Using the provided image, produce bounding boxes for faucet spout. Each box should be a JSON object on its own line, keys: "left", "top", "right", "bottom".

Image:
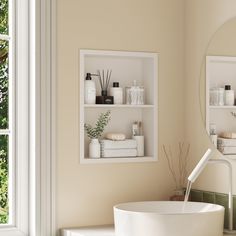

{"left": 188, "top": 149, "right": 212, "bottom": 183}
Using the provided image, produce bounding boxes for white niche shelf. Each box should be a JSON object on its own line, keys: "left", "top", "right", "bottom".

{"left": 80, "top": 49, "right": 158, "bottom": 164}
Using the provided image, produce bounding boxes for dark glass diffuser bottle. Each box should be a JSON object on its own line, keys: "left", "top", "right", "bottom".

{"left": 96, "top": 69, "right": 114, "bottom": 104}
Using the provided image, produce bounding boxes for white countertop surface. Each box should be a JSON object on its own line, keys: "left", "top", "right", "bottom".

{"left": 62, "top": 225, "right": 228, "bottom": 236}
{"left": 62, "top": 225, "right": 115, "bottom": 236}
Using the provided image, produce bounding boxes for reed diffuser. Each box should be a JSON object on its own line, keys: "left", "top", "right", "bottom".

{"left": 162, "top": 142, "right": 190, "bottom": 200}
{"left": 98, "top": 69, "right": 112, "bottom": 96}
{"left": 96, "top": 69, "right": 114, "bottom": 104}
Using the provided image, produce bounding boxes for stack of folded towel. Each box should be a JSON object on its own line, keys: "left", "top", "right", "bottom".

{"left": 100, "top": 139, "right": 137, "bottom": 158}
{"left": 217, "top": 137, "right": 236, "bottom": 155}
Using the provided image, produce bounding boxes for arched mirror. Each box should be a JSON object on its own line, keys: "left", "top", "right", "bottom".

{"left": 200, "top": 17, "right": 236, "bottom": 159}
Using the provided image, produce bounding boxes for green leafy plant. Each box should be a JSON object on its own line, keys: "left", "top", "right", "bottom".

{"left": 84, "top": 110, "right": 111, "bottom": 139}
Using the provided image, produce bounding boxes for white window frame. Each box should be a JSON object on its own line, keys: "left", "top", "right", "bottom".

{"left": 0, "top": 0, "right": 56, "bottom": 235}
{"left": 29, "top": 0, "right": 57, "bottom": 235}
{"left": 0, "top": 0, "right": 29, "bottom": 235}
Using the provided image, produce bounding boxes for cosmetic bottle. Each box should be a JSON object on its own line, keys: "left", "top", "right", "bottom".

{"left": 225, "top": 85, "right": 234, "bottom": 106}
{"left": 209, "top": 123, "right": 217, "bottom": 147}
{"left": 109, "top": 82, "right": 123, "bottom": 104}
{"left": 84, "top": 73, "right": 96, "bottom": 104}
{"left": 132, "top": 121, "right": 144, "bottom": 156}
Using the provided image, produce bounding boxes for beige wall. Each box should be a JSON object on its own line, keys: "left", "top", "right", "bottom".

{"left": 57, "top": 0, "right": 185, "bottom": 231}
{"left": 184, "top": 0, "right": 236, "bottom": 194}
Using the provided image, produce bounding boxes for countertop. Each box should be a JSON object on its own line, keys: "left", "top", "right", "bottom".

{"left": 62, "top": 225, "right": 228, "bottom": 236}
{"left": 62, "top": 225, "right": 115, "bottom": 236}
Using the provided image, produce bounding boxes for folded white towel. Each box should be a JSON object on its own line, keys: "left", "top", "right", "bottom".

{"left": 218, "top": 138, "right": 236, "bottom": 147}
{"left": 101, "top": 139, "right": 137, "bottom": 150}
{"left": 218, "top": 146, "right": 236, "bottom": 155}
{"left": 102, "top": 149, "right": 137, "bottom": 158}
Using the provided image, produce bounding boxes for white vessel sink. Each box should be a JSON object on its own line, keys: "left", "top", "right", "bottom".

{"left": 114, "top": 201, "right": 224, "bottom": 236}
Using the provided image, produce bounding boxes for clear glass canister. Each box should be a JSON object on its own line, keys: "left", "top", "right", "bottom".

{"left": 125, "top": 86, "right": 145, "bottom": 105}
{"left": 209, "top": 88, "right": 218, "bottom": 106}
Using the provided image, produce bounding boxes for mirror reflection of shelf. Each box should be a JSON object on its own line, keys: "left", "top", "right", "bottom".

{"left": 206, "top": 56, "right": 236, "bottom": 157}
{"left": 223, "top": 154, "right": 236, "bottom": 159}
{"left": 209, "top": 106, "right": 236, "bottom": 109}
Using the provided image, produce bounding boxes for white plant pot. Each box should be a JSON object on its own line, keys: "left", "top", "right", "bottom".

{"left": 89, "top": 139, "right": 101, "bottom": 158}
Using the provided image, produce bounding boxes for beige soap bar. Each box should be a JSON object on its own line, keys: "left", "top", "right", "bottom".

{"left": 105, "top": 133, "right": 126, "bottom": 141}
{"left": 220, "top": 132, "right": 236, "bottom": 139}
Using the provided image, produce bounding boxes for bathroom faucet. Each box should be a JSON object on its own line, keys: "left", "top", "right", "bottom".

{"left": 188, "top": 149, "right": 235, "bottom": 234}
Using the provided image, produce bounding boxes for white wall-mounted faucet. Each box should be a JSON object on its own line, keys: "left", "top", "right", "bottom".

{"left": 187, "top": 149, "right": 235, "bottom": 234}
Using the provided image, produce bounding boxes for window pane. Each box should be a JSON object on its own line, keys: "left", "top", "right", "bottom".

{"left": 0, "top": 135, "right": 8, "bottom": 224}
{"left": 0, "top": 0, "right": 8, "bottom": 35}
{"left": 0, "top": 39, "right": 8, "bottom": 129}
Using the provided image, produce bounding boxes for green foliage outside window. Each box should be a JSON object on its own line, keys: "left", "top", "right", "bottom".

{"left": 0, "top": 0, "right": 9, "bottom": 224}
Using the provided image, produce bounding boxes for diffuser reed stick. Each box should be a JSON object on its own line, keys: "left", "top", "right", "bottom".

{"left": 97, "top": 69, "right": 112, "bottom": 95}
{"left": 162, "top": 143, "right": 190, "bottom": 190}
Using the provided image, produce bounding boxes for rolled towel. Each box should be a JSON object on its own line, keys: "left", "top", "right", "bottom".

{"left": 102, "top": 149, "right": 137, "bottom": 158}
{"left": 101, "top": 139, "right": 137, "bottom": 150}
{"left": 105, "top": 133, "right": 126, "bottom": 141}
{"left": 220, "top": 132, "right": 236, "bottom": 139}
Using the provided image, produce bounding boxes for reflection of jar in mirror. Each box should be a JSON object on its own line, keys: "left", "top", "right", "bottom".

{"left": 225, "top": 85, "right": 234, "bottom": 106}
{"left": 137, "top": 86, "right": 145, "bottom": 105}
{"left": 125, "top": 87, "right": 131, "bottom": 104}
{"left": 209, "top": 88, "right": 218, "bottom": 106}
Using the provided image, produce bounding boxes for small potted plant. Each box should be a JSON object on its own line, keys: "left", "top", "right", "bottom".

{"left": 84, "top": 110, "right": 111, "bottom": 158}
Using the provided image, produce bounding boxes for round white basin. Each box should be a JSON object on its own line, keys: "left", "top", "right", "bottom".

{"left": 114, "top": 201, "right": 224, "bottom": 236}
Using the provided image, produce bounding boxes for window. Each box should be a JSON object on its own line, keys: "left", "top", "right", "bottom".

{"left": 0, "top": 0, "right": 12, "bottom": 225}
{"left": 0, "top": 0, "right": 55, "bottom": 235}
{"left": 0, "top": 0, "right": 29, "bottom": 234}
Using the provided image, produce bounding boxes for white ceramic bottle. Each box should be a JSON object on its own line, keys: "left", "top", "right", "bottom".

{"left": 84, "top": 73, "right": 96, "bottom": 104}
{"left": 109, "top": 82, "right": 123, "bottom": 104}
{"left": 225, "top": 85, "right": 234, "bottom": 106}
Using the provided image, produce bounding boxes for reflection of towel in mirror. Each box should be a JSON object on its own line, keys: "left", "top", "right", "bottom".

{"left": 218, "top": 146, "right": 236, "bottom": 155}
{"left": 217, "top": 137, "right": 236, "bottom": 147}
